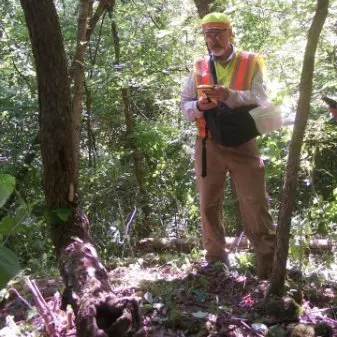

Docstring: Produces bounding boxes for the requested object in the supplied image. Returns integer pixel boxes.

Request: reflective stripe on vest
[230,52,256,90]
[194,52,257,138]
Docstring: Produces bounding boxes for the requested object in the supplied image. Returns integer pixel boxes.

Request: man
[180,12,276,279]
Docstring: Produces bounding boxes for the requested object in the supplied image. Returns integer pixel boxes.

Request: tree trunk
[0,0,107,219]
[269,0,329,296]
[70,0,90,173]
[20,1,142,336]
[193,0,214,18]
[84,84,97,167]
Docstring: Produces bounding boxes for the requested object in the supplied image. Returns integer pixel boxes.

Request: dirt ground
[1,255,337,337]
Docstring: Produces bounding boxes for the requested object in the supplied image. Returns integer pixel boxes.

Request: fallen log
[56,208,144,337]
[135,237,337,254]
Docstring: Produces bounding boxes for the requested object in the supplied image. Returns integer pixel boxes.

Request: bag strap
[201,123,208,177]
[201,55,217,178]
[209,55,218,85]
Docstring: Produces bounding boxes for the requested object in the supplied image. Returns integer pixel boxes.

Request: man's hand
[197,94,217,111]
[204,85,230,102]
[197,86,231,111]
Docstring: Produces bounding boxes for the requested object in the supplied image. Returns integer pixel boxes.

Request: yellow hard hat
[201,12,231,31]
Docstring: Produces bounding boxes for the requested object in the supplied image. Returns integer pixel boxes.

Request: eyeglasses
[204,30,228,40]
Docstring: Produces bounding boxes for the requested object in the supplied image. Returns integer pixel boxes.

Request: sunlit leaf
[0,216,17,236]
[252,323,268,334]
[144,292,153,304]
[54,208,71,222]
[191,311,208,319]
[152,302,164,310]
[0,246,21,289]
[0,174,15,208]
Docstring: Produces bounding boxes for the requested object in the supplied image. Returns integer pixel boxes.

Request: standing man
[181,12,276,279]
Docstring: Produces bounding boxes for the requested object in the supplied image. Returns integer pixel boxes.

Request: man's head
[201,12,232,58]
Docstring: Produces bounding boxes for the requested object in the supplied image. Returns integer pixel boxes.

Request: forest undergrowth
[1,249,337,337]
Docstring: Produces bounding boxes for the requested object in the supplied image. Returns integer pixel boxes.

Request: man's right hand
[197,94,217,111]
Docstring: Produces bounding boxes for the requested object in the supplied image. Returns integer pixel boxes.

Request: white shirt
[180,48,269,121]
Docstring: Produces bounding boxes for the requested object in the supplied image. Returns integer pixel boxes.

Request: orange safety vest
[194,51,258,138]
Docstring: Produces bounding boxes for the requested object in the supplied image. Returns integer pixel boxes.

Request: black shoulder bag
[201,56,260,177]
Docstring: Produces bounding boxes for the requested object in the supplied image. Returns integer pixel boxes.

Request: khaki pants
[194,137,276,263]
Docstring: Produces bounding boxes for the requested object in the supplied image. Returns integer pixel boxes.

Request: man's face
[204,25,231,57]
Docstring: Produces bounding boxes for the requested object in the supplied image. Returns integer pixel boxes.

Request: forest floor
[1,251,337,337]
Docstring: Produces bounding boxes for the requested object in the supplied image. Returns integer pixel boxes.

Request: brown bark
[20,1,142,336]
[71,0,90,174]
[86,0,115,41]
[1,0,110,218]
[193,0,214,18]
[84,84,97,167]
[269,0,329,296]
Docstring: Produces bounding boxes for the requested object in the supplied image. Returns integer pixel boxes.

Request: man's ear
[229,30,235,43]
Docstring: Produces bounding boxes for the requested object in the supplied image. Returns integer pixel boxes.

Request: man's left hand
[204,85,230,102]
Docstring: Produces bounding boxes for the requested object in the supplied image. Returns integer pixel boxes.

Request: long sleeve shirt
[180,47,269,121]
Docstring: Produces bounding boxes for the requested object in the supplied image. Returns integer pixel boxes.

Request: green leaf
[0,216,17,236]
[47,207,71,224]
[267,325,286,337]
[333,187,337,199]
[0,246,21,289]
[27,307,38,320]
[144,292,153,304]
[0,174,16,208]
[54,208,71,222]
[191,311,209,319]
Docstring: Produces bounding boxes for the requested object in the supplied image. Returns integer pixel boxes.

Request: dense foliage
[0,0,337,280]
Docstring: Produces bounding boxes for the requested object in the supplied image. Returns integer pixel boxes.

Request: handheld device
[197,85,217,104]
[197,84,214,91]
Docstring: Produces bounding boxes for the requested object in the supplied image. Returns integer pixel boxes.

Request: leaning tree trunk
[20,1,142,336]
[269,0,329,296]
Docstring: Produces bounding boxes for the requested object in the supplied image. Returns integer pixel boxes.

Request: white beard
[210,48,226,57]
